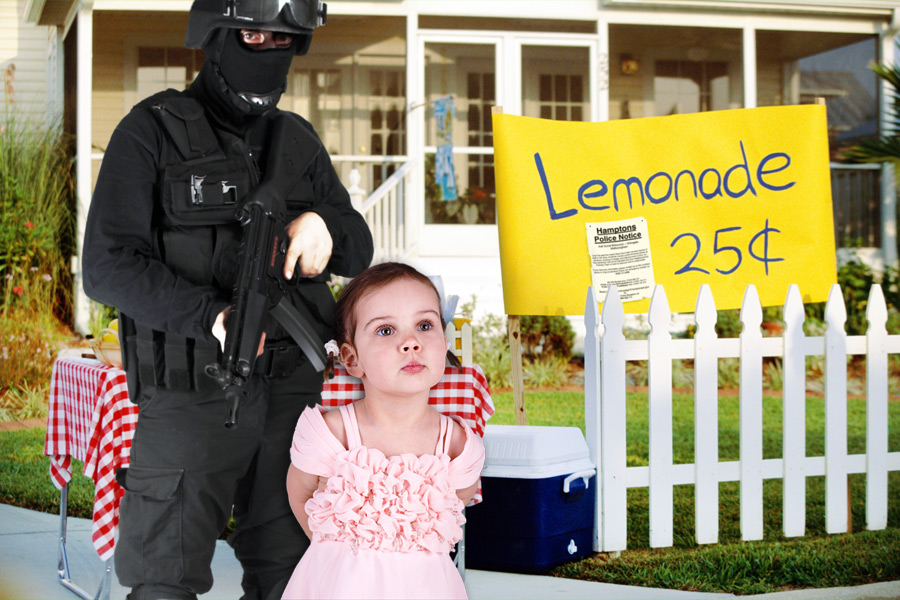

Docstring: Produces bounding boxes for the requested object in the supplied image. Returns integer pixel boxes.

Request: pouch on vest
[118,312,161,405]
[163,158,252,226]
[151,95,253,226]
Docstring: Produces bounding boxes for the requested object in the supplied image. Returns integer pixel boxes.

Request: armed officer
[82,1,373,598]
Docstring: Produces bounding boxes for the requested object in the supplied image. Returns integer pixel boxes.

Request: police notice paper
[586,218,655,303]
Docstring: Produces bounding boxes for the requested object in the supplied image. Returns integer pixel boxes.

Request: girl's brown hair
[326,262,461,378]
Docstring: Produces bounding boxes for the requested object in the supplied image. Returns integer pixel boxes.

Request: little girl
[282,262,486,599]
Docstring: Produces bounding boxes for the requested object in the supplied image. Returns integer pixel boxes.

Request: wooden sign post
[492,105,528,425]
[507,314,527,425]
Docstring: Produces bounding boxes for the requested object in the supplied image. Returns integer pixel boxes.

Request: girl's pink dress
[282,403,485,600]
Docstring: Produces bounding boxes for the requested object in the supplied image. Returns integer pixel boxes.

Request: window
[538,74,584,121]
[654,60,728,116]
[137,47,204,98]
[424,42,496,224]
[466,71,495,219]
[292,69,343,155]
[756,32,881,247]
[369,69,406,189]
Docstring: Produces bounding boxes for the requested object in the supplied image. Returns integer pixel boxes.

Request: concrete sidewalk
[1,503,897,600]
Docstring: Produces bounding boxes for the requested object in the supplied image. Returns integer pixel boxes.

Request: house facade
[5,0,899,336]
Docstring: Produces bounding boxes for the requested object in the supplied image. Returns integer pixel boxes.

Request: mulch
[0,418,46,431]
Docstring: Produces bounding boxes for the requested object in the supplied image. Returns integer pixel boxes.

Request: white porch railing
[584,282,900,553]
[346,160,417,263]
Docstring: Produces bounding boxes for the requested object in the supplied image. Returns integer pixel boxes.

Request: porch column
[742,26,756,109]
[46,27,60,125]
[880,27,898,268]
[406,10,423,254]
[596,19,608,123]
[74,1,93,334]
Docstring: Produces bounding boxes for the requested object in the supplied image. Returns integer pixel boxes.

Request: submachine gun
[206,116,327,428]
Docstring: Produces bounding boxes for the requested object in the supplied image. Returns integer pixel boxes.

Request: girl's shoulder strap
[436,413,452,455]
[339,403,363,449]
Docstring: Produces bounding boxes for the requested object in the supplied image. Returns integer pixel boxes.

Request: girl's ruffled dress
[282,404,485,599]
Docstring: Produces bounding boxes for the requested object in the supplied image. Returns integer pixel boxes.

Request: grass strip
[551,530,900,595]
[0,427,94,518]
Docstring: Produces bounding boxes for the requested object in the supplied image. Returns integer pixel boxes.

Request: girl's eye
[418,320,433,332]
[376,325,394,336]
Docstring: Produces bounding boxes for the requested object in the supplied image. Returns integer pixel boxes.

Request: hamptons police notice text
[593,224,641,243]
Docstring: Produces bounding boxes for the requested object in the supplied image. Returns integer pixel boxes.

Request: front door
[417,33,598,258]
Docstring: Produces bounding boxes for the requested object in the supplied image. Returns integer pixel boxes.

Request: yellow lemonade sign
[493,105,837,315]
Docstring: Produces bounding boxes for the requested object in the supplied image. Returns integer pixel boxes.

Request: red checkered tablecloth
[44,357,138,561]
[322,363,494,503]
[42,359,492,559]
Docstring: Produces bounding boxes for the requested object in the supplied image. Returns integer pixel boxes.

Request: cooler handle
[563,469,596,494]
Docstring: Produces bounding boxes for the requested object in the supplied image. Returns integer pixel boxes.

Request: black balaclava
[191,28,296,129]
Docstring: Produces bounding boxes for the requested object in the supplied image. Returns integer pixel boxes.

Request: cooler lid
[481,424,593,474]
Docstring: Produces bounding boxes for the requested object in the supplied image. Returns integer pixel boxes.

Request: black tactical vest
[119,91,328,402]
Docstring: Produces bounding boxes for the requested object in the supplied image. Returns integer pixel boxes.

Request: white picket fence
[583,282,900,553]
[445,320,473,366]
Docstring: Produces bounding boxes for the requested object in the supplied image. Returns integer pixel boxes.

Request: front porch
[19,1,896,331]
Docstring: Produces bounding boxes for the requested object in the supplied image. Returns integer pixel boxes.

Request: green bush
[459,298,574,388]
[1,110,77,410]
[804,253,900,335]
[469,310,513,388]
[1,111,75,322]
[0,380,51,422]
[519,315,575,360]
[523,354,571,388]
[679,254,900,338]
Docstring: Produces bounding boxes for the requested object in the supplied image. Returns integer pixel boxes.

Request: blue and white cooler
[465,424,596,573]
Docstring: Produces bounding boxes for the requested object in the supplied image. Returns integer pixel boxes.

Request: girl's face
[340,278,446,398]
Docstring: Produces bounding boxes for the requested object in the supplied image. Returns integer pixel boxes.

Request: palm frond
[840,56,900,164]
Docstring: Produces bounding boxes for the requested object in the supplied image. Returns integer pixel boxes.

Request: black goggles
[226,0,325,29]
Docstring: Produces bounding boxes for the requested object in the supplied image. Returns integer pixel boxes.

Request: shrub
[524,354,571,388]
[680,255,900,339]
[804,252,900,335]
[466,307,512,388]
[459,298,574,388]
[0,382,49,421]
[519,315,575,360]
[1,111,75,322]
[0,311,72,421]
[1,110,77,412]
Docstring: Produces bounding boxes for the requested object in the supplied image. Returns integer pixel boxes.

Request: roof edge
[601,0,899,18]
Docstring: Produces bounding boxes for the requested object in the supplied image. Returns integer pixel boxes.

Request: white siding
[0,0,52,122]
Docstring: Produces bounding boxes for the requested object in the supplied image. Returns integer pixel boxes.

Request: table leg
[57,482,113,600]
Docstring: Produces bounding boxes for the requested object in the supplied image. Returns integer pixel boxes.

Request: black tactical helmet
[186,0,327,55]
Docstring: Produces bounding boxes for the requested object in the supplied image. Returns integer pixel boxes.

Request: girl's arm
[456,481,478,505]
[448,420,481,505]
[286,464,321,538]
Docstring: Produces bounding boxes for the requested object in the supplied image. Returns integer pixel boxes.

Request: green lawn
[2,390,898,594]
[490,390,900,594]
[0,427,94,518]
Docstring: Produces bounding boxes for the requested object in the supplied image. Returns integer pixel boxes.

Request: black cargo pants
[115,363,319,600]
